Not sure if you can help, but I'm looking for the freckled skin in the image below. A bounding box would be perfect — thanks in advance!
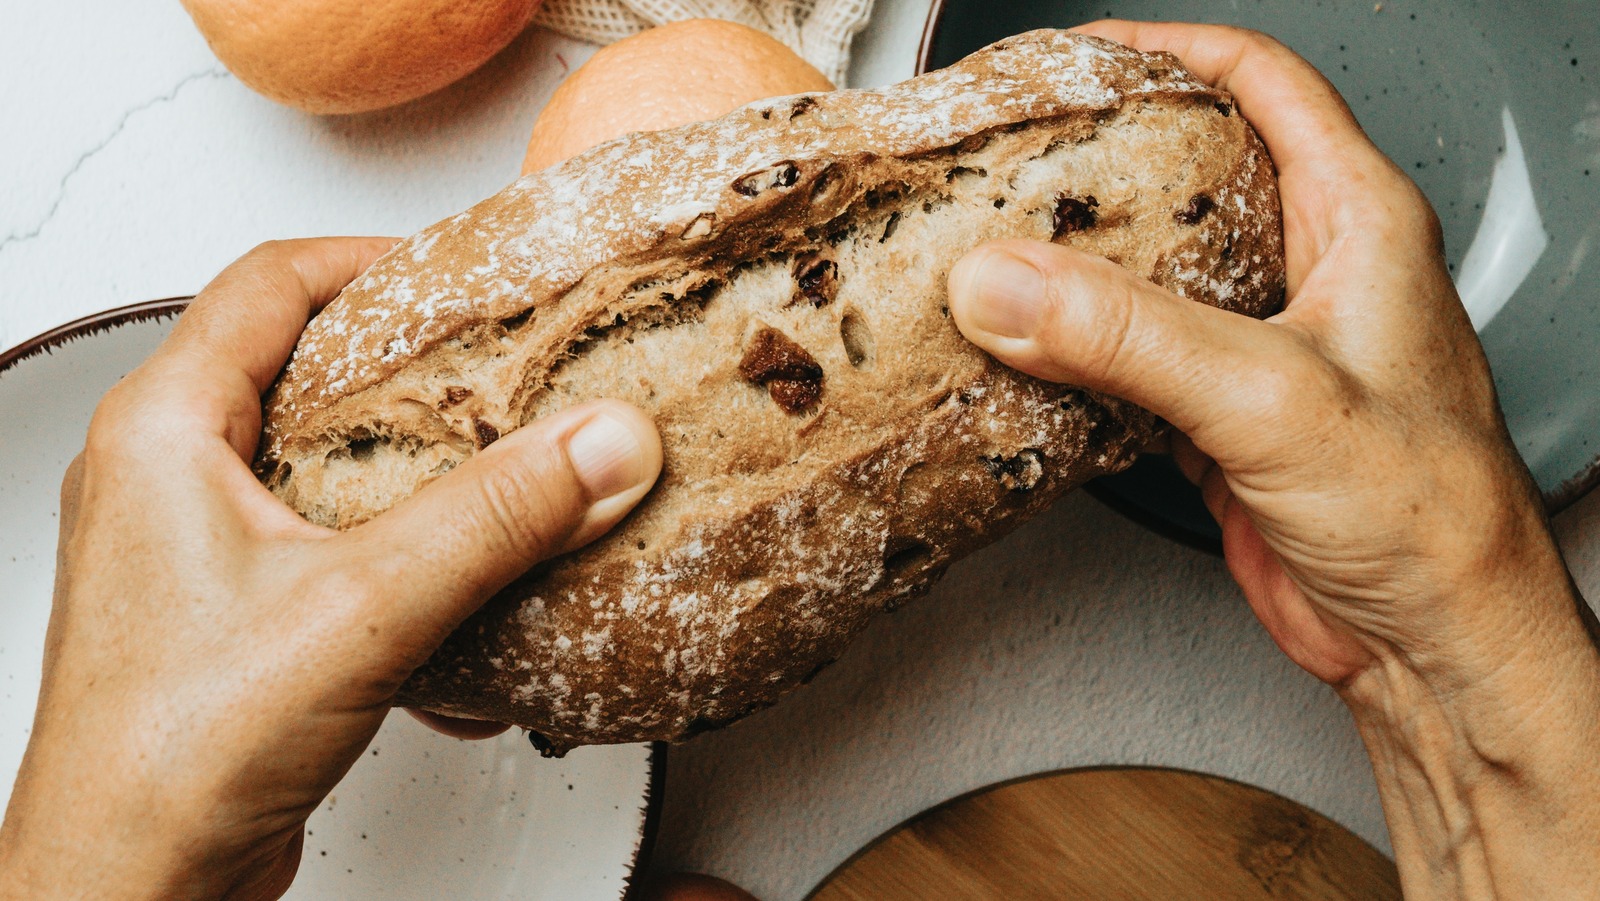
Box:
[948,21,1600,900]
[262,32,1279,748]
[5,21,1597,901]
[0,239,663,898]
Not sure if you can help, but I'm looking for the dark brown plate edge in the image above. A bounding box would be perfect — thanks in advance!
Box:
[1081,478,1222,556]
[0,300,669,898]
[0,298,192,376]
[913,0,1600,524]
[621,741,670,901]
[913,0,948,79]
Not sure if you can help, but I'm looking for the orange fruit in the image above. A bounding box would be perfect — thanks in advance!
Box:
[181,0,542,114]
[521,19,834,173]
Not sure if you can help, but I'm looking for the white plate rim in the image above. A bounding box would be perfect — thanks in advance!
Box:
[0,298,669,901]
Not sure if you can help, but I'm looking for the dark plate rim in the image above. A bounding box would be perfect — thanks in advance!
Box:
[915,0,1600,540]
[1081,477,1223,556]
[0,299,668,899]
[0,297,192,376]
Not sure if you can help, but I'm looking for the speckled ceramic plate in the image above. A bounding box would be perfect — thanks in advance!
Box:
[921,0,1600,551]
[0,302,662,901]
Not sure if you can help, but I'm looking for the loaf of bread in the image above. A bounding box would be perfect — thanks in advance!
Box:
[257,30,1285,754]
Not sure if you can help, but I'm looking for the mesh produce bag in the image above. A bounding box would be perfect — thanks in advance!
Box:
[531,0,875,85]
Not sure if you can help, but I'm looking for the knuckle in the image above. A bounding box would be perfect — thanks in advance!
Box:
[246,238,296,264]
[85,380,195,468]
[1233,26,1285,55]
[294,561,391,640]
[59,452,87,507]
[63,451,86,481]
[1254,344,1355,419]
[86,419,156,468]
[1039,262,1139,383]
[85,385,140,457]
[1209,25,1290,70]
[308,562,382,611]
[225,240,305,294]
[1405,192,1446,252]
[1349,173,1444,254]
[1252,361,1305,413]
[462,444,583,557]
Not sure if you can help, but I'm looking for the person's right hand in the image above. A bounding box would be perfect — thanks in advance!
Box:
[948,24,1600,899]
[952,22,1592,694]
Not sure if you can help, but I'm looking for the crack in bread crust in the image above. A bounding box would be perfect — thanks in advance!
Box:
[256,30,1286,752]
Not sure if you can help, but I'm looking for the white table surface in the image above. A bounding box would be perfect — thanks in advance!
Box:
[4,3,1599,900]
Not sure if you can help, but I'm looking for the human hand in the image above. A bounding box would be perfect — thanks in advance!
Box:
[950,21,1591,694]
[0,238,662,901]
[948,23,1600,898]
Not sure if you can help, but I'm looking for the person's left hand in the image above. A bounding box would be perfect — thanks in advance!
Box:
[0,238,663,901]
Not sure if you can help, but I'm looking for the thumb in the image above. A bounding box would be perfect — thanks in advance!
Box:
[947,239,1309,449]
[337,399,662,647]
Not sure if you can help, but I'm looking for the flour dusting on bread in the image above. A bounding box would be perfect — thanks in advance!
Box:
[257,30,1284,753]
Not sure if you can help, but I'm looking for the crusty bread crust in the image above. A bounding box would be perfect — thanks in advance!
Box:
[258,30,1284,754]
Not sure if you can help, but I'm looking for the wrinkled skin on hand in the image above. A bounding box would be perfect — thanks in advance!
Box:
[0,238,662,900]
[949,23,1600,901]
[952,22,1572,693]
[3,22,1598,901]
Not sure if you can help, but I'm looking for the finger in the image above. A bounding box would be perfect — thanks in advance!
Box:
[1071,21,1411,274]
[120,238,398,461]
[405,709,512,741]
[948,239,1315,448]
[168,237,399,395]
[47,455,89,675]
[339,400,662,649]
[1072,22,1384,183]
[52,454,87,609]
[57,453,86,540]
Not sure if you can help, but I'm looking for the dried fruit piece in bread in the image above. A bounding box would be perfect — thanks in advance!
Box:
[257,30,1285,754]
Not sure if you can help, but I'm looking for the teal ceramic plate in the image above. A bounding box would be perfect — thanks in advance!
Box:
[920,0,1600,552]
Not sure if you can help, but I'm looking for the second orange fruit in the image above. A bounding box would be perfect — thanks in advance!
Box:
[522,19,835,173]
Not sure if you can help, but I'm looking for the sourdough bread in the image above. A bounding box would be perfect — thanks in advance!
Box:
[258,30,1285,754]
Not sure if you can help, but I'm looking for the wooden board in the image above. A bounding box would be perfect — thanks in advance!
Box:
[807,767,1400,901]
